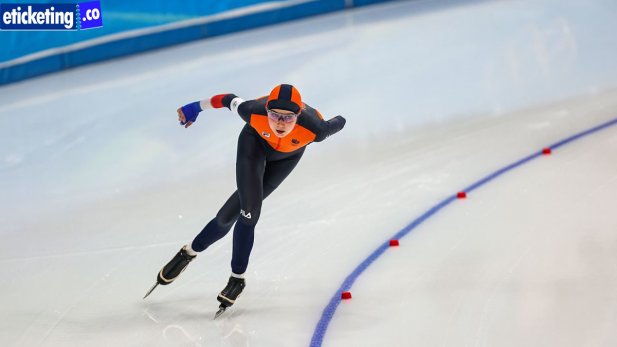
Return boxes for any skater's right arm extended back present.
[177,94,255,128]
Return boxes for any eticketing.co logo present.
[0,1,102,30]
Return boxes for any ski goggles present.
[266,109,299,123]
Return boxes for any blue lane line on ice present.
[309,116,617,347]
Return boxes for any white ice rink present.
[2,0,617,346]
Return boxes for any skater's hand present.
[178,101,202,128]
[177,107,193,128]
[334,115,346,129]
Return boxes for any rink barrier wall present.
[0,0,394,85]
[309,116,617,347]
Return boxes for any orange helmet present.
[266,84,302,114]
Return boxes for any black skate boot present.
[157,245,196,285]
[143,245,196,299]
[214,276,246,318]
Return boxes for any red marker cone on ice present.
[341,291,352,300]
[542,148,552,155]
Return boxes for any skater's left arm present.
[314,115,346,142]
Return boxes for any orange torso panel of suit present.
[246,99,325,153]
[249,115,315,152]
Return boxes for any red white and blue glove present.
[177,95,228,128]
[178,101,201,127]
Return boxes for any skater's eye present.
[267,109,298,123]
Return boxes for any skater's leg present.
[193,149,303,255]
[230,220,255,275]
[229,150,304,274]
[230,130,266,275]
[216,150,304,307]
[191,191,240,252]
[148,192,241,295]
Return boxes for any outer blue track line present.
[309,116,617,347]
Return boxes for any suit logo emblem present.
[262,132,271,138]
[240,209,252,219]
[291,139,300,145]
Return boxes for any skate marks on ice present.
[141,299,251,346]
[6,248,146,346]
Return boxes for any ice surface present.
[1,0,617,346]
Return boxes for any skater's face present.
[267,108,298,138]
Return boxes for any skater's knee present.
[215,211,237,229]
[238,205,260,226]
